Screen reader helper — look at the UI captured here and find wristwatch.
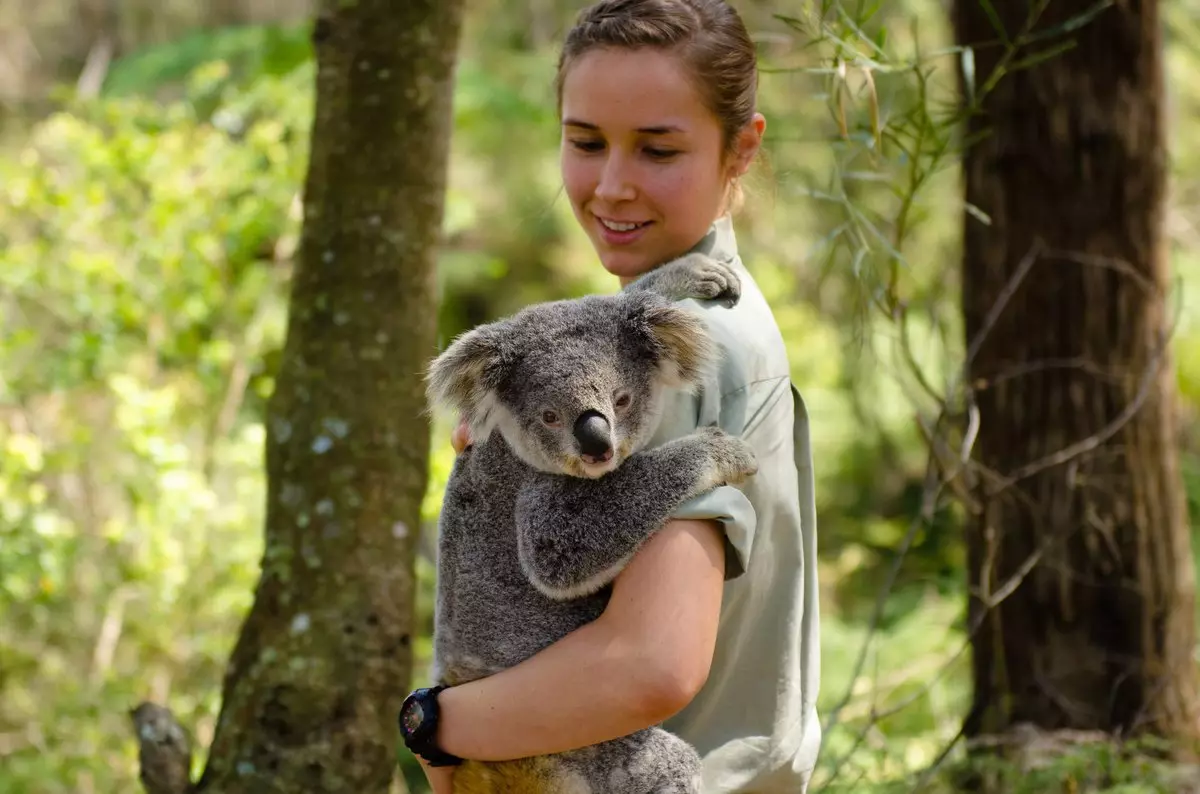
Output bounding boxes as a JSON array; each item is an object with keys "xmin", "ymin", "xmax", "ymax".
[{"xmin": 398, "ymin": 685, "xmax": 463, "ymax": 767}]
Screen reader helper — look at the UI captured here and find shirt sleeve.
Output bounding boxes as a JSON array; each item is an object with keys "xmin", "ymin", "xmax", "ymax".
[{"xmin": 651, "ymin": 376, "xmax": 758, "ymax": 581}]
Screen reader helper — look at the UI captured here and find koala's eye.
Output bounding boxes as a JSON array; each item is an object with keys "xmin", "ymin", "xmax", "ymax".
[
  {"xmin": 541, "ymin": 410, "xmax": 561, "ymax": 426},
  {"xmin": 614, "ymin": 392, "xmax": 632, "ymax": 410}
]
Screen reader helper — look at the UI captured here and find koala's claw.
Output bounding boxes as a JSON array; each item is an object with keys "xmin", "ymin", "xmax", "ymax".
[
  {"xmin": 696, "ymin": 426, "xmax": 759, "ymax": 486},
  {"xmin": 676, "ymin": 256, "xmax": 742, "ymax": 307},
  {"xmin": 694, "ymin": 273, "xmax": 740, "ymax": 307}
]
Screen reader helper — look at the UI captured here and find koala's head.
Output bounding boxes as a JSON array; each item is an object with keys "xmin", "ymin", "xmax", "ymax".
[{"xmin": 426, "ymin": 290, "xmax": 715, "ymax": 478}]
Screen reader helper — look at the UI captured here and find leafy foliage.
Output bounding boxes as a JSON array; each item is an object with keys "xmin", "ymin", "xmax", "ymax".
[
  {"xmin": 101, "ymin": 23, "xmax": 313, "ymax": 98},
  {"xmin": 0, "ymin": 58, "xmax": 306, "ymax": 792}
]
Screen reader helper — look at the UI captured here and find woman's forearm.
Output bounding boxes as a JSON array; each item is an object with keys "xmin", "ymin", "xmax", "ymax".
[
  {"xmin": 433, "ymin": 518, "xmax": 726, "ymax": 762},
  {"xmin": 434, "ymin": 616, "xmax": 671, "ymax": 760}
]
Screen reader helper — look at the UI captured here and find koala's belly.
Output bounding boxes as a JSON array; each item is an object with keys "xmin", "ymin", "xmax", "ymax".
[
  {"xmin": 438, "ymin": 515, "xmax": 609, "ymax": 680},
  {"xmin": 436, "ymin": 450, "xmax": 611, "ymax": 681}
]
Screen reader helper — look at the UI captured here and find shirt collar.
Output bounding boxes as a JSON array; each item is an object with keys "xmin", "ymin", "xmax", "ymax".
[{"xmin": 685, "ymin": 213, "xmax": 740, "ymax": 264}]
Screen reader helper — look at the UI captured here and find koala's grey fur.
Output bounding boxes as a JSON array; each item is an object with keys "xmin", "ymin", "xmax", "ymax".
[{"xmin": 424, "ymin": 253, "xmax": 758, "ymax": 794}]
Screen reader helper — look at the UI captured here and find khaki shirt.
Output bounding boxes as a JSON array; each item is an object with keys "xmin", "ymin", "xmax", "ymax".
[{"xmin": 634, "ymin": 216, "xmax": 822, "ymax": 793}]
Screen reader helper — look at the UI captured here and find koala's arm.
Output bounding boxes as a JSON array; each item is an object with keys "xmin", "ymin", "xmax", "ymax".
[
  {"xmin": 624, "ymin": 252, "xmax": 740, "ymax": 306},
  {"xmin": 515, "ymin": 427, "xmax": 755, "ymax": 600}
]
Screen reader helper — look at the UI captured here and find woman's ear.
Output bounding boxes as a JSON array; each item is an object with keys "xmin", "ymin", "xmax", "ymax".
[{"xmin": 728, "ymin": 112, "xmax": 766, "ymax": 179}]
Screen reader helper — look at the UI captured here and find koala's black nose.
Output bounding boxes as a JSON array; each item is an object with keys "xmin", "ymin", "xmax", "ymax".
[{"xmin": 573, "ymin": 410, "xmax": 612, "ymax": 460}]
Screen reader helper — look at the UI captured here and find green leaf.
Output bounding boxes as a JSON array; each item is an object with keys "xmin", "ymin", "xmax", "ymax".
[
  {"xmin": 1024, "ymin": 0, "xmax": 1115, "ymax": 44},
  {"xmin": 960, "ymin": 46, "xmax": 977, "ymax": 106},
  {"xmin": 964, "ymin": 202, "xmax": 993, "ymax": 226},
  {"xmin": 976, "ymin": 0, "xmax": 1010, "ymax": 46},
  {"xmin": 1007, "ymin": 40, "xmax": 1079, "ymax": 73}
]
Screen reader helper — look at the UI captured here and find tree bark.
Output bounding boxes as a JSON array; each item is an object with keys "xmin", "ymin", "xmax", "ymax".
[
  {"xmin": 952, "ymin": 0, "xmax": 1199, "ymax": 748},
  {"xmin": 130, "ymin": 2, "xmax": 466, "ymax": 793}
]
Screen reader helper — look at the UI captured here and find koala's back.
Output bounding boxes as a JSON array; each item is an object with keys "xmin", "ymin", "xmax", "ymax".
[{"xmin": 433, "ymin": 433, "xmax": 610, "ymax": 686}]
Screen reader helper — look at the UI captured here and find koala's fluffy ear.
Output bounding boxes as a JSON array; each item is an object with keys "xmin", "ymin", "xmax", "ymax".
[
  {"xmin": 627, "ymin": 294, "xmax": 717, "ymax": 389},
  {"xmin": 425, "ymin": 326, "xmax": 505, "ymax": 435}
]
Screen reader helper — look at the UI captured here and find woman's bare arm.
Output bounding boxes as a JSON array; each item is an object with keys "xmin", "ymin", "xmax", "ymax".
[{"xmin": 432, "ymin": 517, "xmax": 726, "ymax": 761}]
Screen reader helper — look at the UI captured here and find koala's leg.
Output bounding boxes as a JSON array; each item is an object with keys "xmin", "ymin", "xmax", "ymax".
[
  {"xmin": 514, "ymin": 426, "xmax": 758, "ymax": 600},
  {"xmin": 454, "ymin": 733, "xmax": 701, "ymax": 794},
  {"xmin": 556, "ymin": 729, "xmax": 703, "ymax": 794},
  {"xmin": 637, "ymin": 729, "xmax": 704, "ymax": 794},
  {"xmin": 626, "ymin": 252, "xmax": 741, "ymax": 306}
]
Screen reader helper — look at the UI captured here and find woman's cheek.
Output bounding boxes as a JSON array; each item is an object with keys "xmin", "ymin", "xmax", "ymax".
[
  {"xmin": 561, "ymin": 157, "xmax": 595, "ymax": 205},
  {"xmin": 645, "ymin": 167, "xmax": 692, "ymax": 209},
  {"xmin": 659, "ymin": 172, "xmax": 715, "ymax": 229}
]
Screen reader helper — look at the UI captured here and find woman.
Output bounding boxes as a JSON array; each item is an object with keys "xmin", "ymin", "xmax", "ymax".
[{"xmin": 410, "ymin": 1, "xmax": 821, "ymax": 791}]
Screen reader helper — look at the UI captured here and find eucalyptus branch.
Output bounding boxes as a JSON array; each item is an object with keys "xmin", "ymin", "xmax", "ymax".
[{"xmin": 772, "ymin": 0, "xmax": 1148, "ymax": 787}]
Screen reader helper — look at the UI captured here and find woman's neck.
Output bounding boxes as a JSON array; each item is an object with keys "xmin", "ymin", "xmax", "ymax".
[{"xmin": 615, "ymin": 214, "xmax": 730, "ymax": 289}]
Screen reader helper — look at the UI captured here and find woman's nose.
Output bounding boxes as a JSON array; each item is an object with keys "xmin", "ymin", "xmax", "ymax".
[{"xmin": 594, "ymin": 155, "xmax": 636, "ymax": 202}]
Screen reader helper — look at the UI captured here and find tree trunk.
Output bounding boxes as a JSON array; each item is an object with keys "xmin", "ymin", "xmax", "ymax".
[
  {"xmin": 952, "ymin": 0, "xmax": 1199, "ymax": 749},
  {"xmin": 131, "ymin": 2, "xmax": 465, "ymax": 793}
]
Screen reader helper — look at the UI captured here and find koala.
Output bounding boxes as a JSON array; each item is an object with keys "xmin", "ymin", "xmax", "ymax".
[{"xmin": 423, "ymin": 253, "xmax": 759, "ymax": 794}]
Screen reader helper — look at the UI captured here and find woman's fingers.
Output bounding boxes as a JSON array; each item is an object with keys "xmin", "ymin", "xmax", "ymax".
[{"xmin": 451, "ymin": 417, "xmax": 472, "ymax": 454}]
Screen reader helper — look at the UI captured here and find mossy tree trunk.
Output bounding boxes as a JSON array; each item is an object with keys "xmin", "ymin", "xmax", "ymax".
[
  {"xmin": 131, "ymin": 2, "xmax": 465, "ymax": 793},
  {"xmin": 952, "ymin": 0, "xmax": 1200, "ymax": 751}
]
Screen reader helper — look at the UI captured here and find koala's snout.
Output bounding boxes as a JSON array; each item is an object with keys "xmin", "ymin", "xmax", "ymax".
[{"xmin": 573, "ymin": 410, "xmax": 613, "ymax": 464}]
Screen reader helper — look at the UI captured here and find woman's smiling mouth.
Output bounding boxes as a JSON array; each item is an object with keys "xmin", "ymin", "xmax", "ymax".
[{"xmin": 596, "ymin": 216, "xmax": 652, "ymax": 244}]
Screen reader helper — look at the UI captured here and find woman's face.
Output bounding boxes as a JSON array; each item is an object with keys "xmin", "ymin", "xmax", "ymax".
[{"xmin": 559, "ymin": 47, "xmax": 759, "ymax": 282}]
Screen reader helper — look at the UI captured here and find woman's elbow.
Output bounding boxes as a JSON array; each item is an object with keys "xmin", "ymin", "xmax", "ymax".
[
  {"xmin": 626, "ymin": 646, "xmax": 712, "ymax": 722},
  {"xmin": 602, "ymin": 517, "xmax": 726, "ymax": 724}
]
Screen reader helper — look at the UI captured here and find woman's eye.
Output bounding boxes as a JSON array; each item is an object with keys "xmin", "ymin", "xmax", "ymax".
[
  {"xmin": 542, "ymin": 410, "xmax": 560, "ymax": 425},
  {"xmin": 645, "ymin": 147, "xmax": 678, "ymax": 160},
  {"xmin": 569, "ymin": 139, "xmax": 604, "ymax": 153}
]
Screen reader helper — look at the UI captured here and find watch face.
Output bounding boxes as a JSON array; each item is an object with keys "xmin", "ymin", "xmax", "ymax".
[{"xmin": 401, "ymin": 701, "xmax": 425, "ymax": 737}]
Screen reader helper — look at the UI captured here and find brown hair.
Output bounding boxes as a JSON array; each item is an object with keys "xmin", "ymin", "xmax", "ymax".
[{"xmin": 554, "ymin": 0, "xmax": 759, "ymax": 159}]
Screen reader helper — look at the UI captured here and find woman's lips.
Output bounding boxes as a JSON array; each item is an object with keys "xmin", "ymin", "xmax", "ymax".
[{"xmin": 596, "ymin": 215, "xmax": 652, "ymax": 245}]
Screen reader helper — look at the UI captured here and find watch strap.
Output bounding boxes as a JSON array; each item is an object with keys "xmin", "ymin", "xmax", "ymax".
[{"xmin": 400, "ymin": 685, "xmax": 463, "ymax": 767}]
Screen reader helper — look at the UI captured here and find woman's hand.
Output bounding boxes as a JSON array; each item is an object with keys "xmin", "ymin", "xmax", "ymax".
[{"xmin": 451, "ymin": 415, "xmax": 471, "ymax": 454}]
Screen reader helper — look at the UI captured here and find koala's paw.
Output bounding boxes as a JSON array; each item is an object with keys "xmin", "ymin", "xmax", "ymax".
[
  {"xmin": 695, "ymin": 426, "xmax": 759, "ymax": 487},
  {"xmin": 676, "ymin": 254, "xmax": 741, "ymax": 306},
  {"xmin": 644, "ymin": 254, "xmax": 742, "ymax": 307}
]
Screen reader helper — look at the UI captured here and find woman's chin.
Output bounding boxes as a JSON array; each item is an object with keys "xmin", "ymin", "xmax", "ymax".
[{"xmin": 598, "ymin": 251, "xmax": 657, "ymax": 283}]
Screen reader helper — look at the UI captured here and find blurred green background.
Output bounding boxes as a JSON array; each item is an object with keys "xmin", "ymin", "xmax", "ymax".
[{"xmin": 0, "ymin": 1, "xmax": 1197, "ymax": 792}]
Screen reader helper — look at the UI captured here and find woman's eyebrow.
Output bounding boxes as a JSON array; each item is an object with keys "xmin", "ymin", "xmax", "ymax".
[{"xmin": 561, "ymin": 118, "xmax": 685, "ymax": 135}]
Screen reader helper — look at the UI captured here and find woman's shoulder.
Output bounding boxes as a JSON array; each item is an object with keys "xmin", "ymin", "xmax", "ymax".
[{"xmin": 680, "ymin": 263, "xmax": 791, "ymax": 398}]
